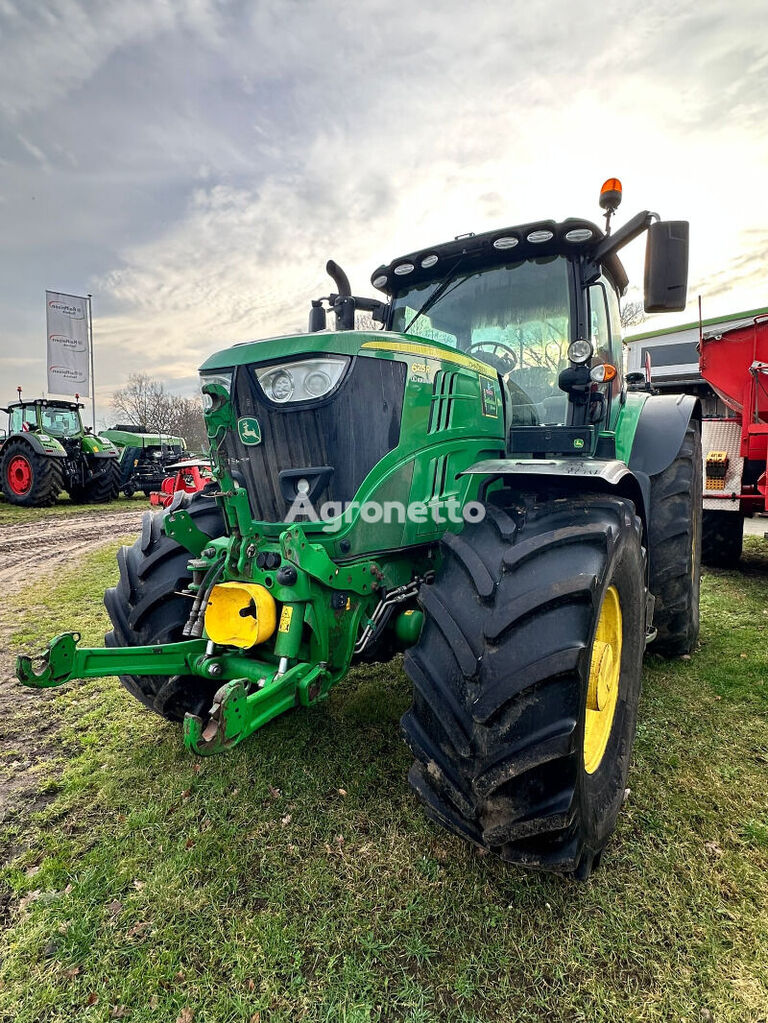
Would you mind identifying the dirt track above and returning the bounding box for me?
[0,505,145,908]
[0,507,143,593]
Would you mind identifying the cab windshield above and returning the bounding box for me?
[390,256,573,425]
[40,408,81,437]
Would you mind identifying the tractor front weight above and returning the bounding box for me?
[17,630,333,756]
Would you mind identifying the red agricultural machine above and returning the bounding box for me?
[149,458,213,508]
[700,314,768,564]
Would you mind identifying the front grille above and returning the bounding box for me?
[224,356,406,522]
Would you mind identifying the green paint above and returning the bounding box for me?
[614,391,648,464]
[102,428,186,450]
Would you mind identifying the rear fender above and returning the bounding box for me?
[460,457,649,536]
[627,393,701,479]
[11,432,66,458]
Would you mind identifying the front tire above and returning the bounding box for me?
[69,458,121,503]
[104,492,226,721]
[401,493,645,877]
[0,439,63,507]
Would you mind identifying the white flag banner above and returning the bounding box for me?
[46,291,90,397]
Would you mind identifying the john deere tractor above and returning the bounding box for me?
[0,396,120,506]
[18,182,700,876]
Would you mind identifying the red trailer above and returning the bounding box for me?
[699,314,768,564]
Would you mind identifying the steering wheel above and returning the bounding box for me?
[467,340,518,374]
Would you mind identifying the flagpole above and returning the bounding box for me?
[87,293,96,430]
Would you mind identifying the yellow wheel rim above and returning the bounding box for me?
[583,585,622,774]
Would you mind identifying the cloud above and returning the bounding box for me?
[0,0,223,119]
[1,0,768,403]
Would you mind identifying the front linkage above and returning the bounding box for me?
[17,514,425,756]
[17,632,329,756]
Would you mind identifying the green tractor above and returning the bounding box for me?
[18,183,700,876]
[0,395,120,506]
[100,425,188,498]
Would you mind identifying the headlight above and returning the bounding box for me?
[568,339,593,364]
[199,369,233,409]
[265,368,295,403]
[255,356,349,404]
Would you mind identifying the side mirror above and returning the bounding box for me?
[644,220,689,312]
[308,301,327,333]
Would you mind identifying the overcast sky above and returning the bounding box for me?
[1,0,767,421]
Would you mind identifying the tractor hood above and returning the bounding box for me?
[198,328,504,532]
[198,329,494,377]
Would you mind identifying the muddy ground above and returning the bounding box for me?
[0,505,145,907]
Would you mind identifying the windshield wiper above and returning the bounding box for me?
[403,256,466,334]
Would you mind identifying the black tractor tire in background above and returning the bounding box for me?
[104,492,226,721]
[0,439,63,507]
[701,509,744,567]
[401,493,646,878]
[646,423,702,656]
[69,458,122,504]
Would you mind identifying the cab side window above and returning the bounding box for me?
[10,407,37,432]
[589,283,611,366]
[589,279,623,389]
[604,282,624,387]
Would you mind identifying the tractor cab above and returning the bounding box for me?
[378,219,623,435]
[6,399,85,440]
[310,182,689,459]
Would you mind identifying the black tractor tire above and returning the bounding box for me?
[401,493,646,878]
[701,509,744,567]
[69,458,122,503]
[647,423,702,656]
[0,438,63,507]
[104,492,226,721]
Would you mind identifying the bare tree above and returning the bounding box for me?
[620,299,647,329]
[166,395,208,452]
[112,374,207,451]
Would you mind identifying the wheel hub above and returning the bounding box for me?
[587,641,614,711]
[7,454,32,495]
[583,586,622,774]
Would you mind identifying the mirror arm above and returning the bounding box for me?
[592,210,659,262]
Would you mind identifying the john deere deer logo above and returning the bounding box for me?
[237,417,262,446]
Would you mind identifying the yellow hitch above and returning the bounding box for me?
[204,582,277,649]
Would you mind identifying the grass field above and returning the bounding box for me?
[1,539,767,1022]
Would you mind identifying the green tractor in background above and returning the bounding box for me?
[18,182,700,877]
[100,425,188,498]
[0,394,120,506]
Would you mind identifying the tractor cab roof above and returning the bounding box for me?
[1,398,84,414]
[370,217,628,296]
